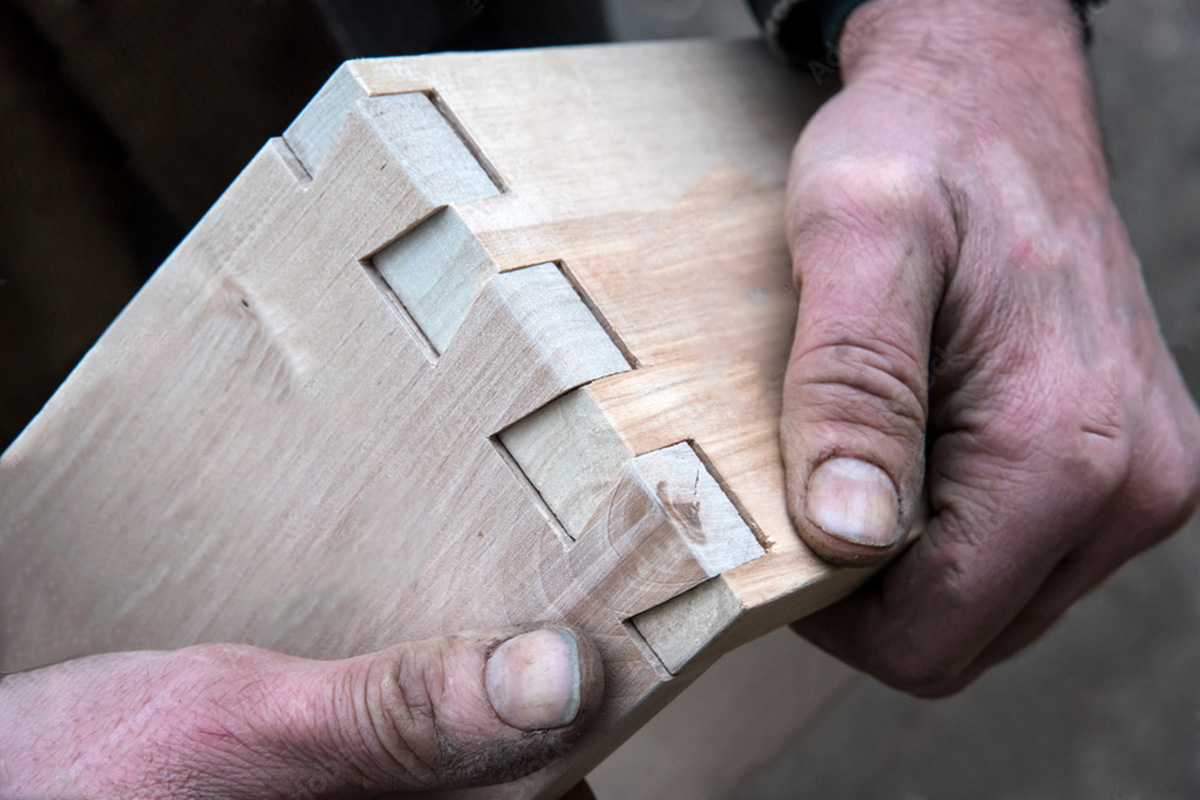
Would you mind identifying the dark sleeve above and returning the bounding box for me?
[745,0,873,65]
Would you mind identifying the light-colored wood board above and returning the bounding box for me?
[590,628,861,800]
[0,40,895,798]
[327,46,894,661]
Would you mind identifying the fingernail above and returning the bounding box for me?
[805,457,900,547]
[485,628,581,730]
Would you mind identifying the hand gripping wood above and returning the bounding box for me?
[0,41,885,797]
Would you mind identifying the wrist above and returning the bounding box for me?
[839,0,1086,84]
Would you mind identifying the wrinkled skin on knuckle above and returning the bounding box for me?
[331,644,464,790]
[340,639,568,791]
[113,643,450,796]
[1058,412,1132,507]
[787,334,927,435]
[787,153,957,264]
[937,384,1124,543]
[341,646,448,790]
[1000,369,1130,504]
[1124,354,1200,514]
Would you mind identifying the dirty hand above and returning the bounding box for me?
[782,0,1200,696]
[0,627,601,798]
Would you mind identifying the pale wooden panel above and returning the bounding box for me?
[0,41,890,798]
[329,45,888,667]
[590,629,861,800]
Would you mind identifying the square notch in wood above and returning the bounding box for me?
[364,206,496,359]
[495,387,633,543]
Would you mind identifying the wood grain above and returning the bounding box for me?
[0,41,889,797]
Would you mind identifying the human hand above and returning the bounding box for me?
[781,0,1200,696]
[0,627,601,798]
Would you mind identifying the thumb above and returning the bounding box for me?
[246,626,602,795]
[781,157,953,566]
[0,628,602,798]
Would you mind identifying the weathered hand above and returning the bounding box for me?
[0,627,600,798]
[782,0,1200,696]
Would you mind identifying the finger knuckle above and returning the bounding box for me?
[1161,449,1200,524]
[873,645,966,698]
[1125,431,1200,537]
[794,155,930,217]
[1060,379,1133,498]
[167,644,281,720]
[868,542,979,697]
[352,644,563,790]
[366,649,452,788]
[1059,427,1130,503]
[325,649,450,791]
[983,375,1131,503]
[789,332,927,447]
[790,155,954,249]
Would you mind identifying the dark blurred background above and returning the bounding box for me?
[0,0,609,449]
[3,1,1198,797]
